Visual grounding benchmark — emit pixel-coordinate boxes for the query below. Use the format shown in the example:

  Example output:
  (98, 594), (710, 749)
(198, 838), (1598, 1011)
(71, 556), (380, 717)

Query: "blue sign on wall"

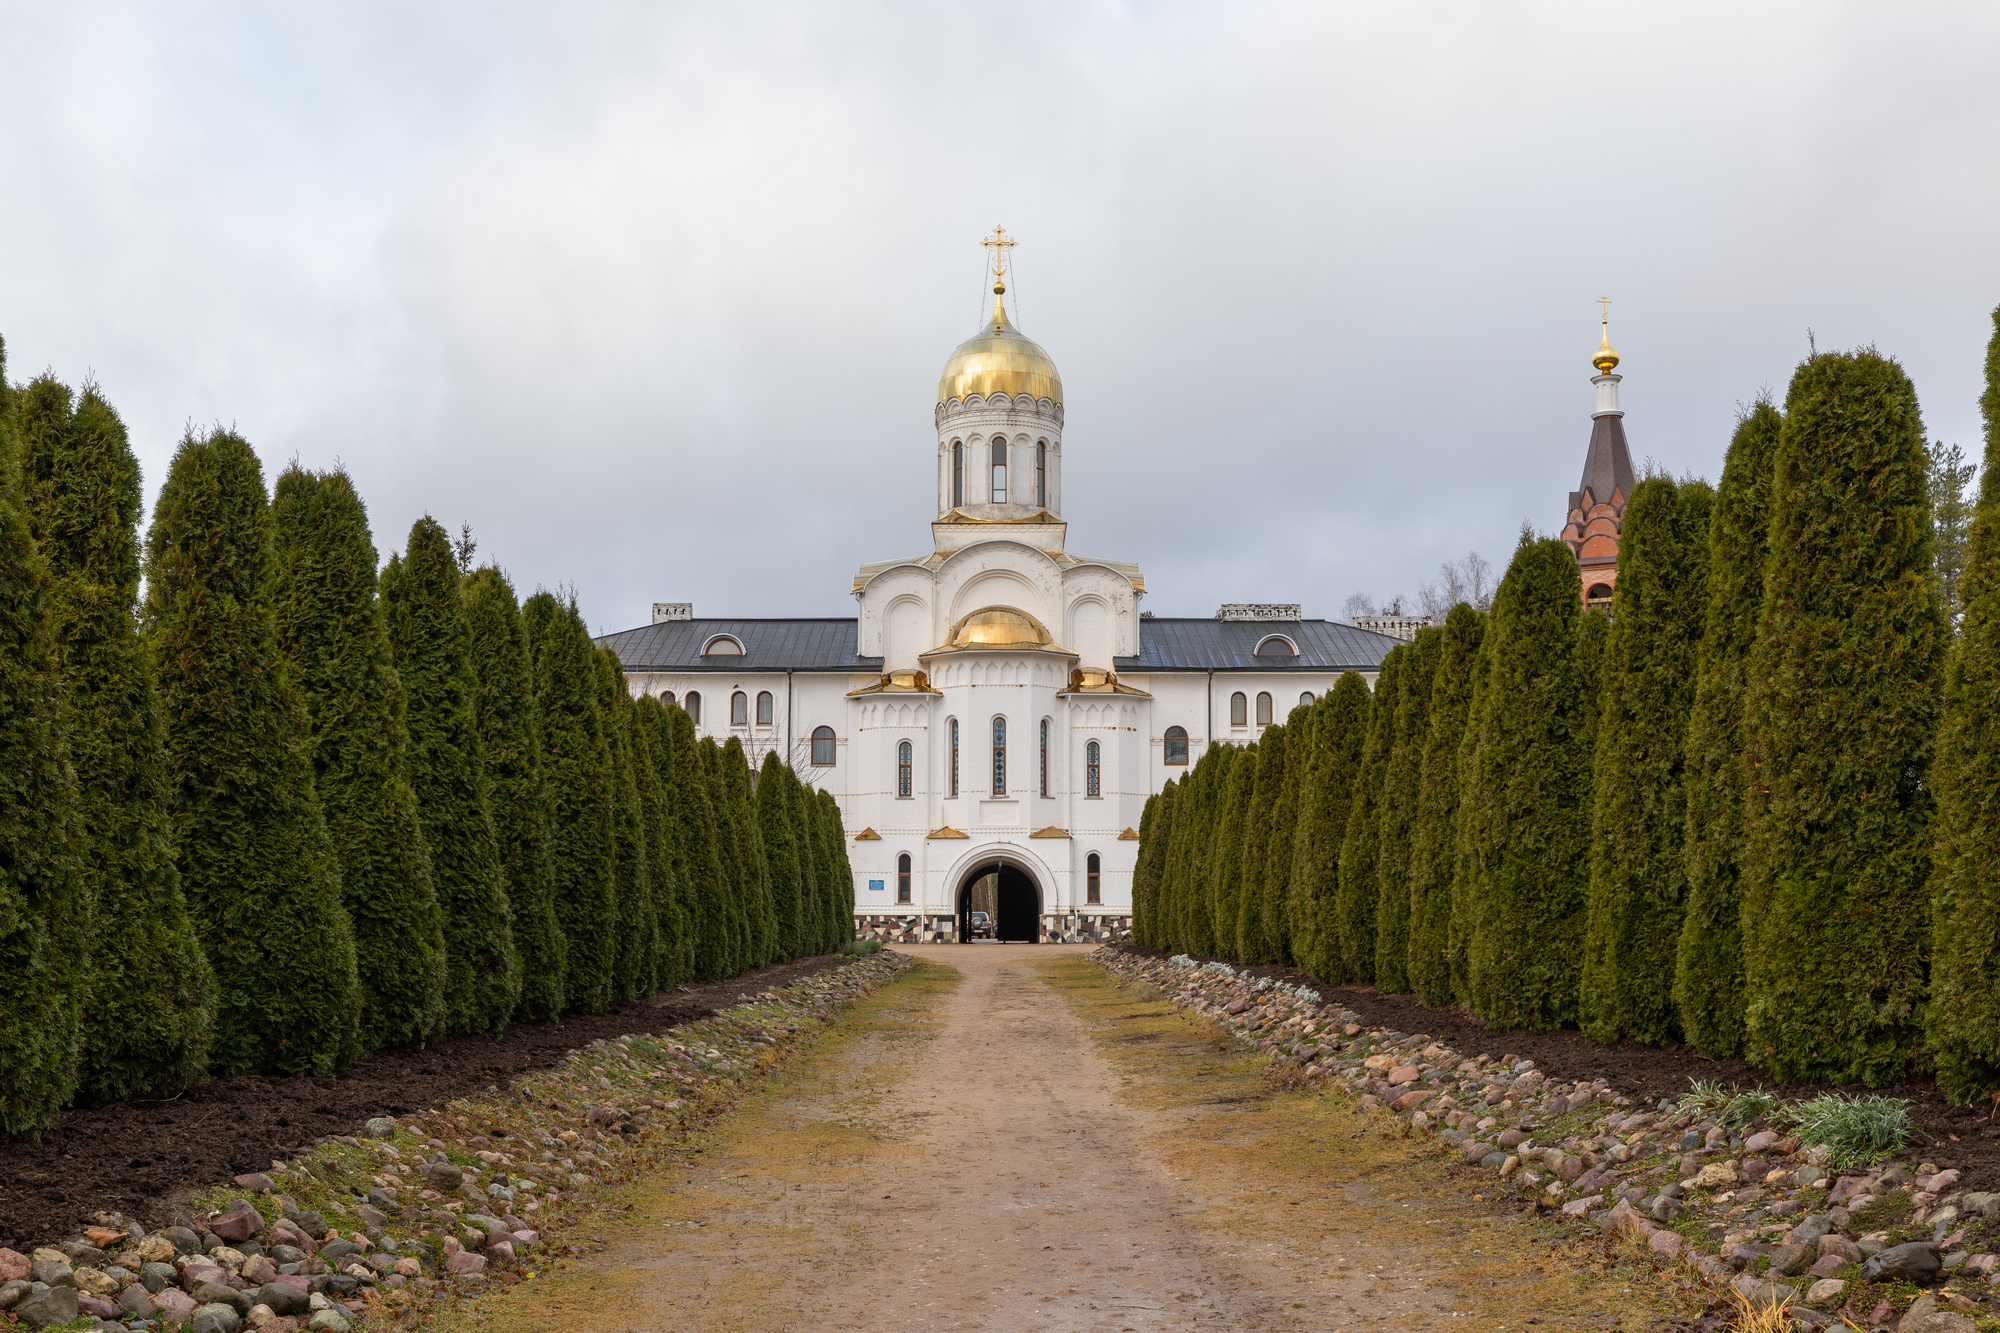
(867, 879), (885, 893)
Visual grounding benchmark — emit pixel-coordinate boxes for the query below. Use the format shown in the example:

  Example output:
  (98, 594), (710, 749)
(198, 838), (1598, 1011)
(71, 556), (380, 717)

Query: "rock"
(307, 1307), (352, 1332)
(119, 1283), (158, 1317)
(242, 1256), (277, 1284)
(13, 1285), (81, 1328)
(1789, 1215), (1830, 1247)
(426, 1163), (464, 1190)
(1863, 1241), (1942, 1284)
(291, 1212), (327, 1242)
(234, 1173), (275, 1194)
(1647, 1231), (1683, 1259)
(137, 1234), (178, 1264)
(1961, 1191), (2000, 1218)
(1739, 1156), (1772, 1182)
(78, 1291), (121, 1318)
(30, 1257), (73, 1286)
(211, 1200), (266, 1243)
(1808, 1255), (1848, 1277)
(154, 1285), (199, 1325)
(1899, 1295), (1939, 1331)
(445, 1250), (486, 1276)
(193, 1301), (244, 1333)
(72, 1265), (118, 1295)
(1745, 1131), (1779, 1153)
(1694, 1162), (1735, 1190)
(0, 1279), (26, 1310)
(1796, 1165), (1825, 1186)
(0, 1249), (25, 1283)
(1769, 1242), (1815, 1276)
(258, 1283), (310, 1316)
(1806, 1277), (1846, 1303)
(485, 1240), (516, 1265)
(1497, 1128), (1529, 1149)
(1650, 1196), (1688, 1223)
(1818, 1234), (1864, 1263)
(142, 1261), (178, 1291)
(192, 1280), (251, 1313)
(362, 1117), (396, 1140)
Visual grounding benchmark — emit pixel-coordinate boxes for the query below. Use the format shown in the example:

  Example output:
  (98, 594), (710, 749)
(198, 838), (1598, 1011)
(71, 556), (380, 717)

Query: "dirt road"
(452, 946), (1689, 1332)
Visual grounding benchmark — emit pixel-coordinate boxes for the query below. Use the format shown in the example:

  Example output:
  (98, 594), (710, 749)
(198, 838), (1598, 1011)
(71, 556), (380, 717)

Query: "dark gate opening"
(957, 863), (1040, 943)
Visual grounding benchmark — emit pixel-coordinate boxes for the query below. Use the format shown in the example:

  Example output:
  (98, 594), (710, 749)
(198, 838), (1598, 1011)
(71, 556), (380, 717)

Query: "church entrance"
(957, 863), (1041, 943)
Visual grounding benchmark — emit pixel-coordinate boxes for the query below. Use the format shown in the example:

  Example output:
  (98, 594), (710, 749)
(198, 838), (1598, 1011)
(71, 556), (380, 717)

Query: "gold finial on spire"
(1593, 296), (1620, 375)
(983, 225), (1016, 323)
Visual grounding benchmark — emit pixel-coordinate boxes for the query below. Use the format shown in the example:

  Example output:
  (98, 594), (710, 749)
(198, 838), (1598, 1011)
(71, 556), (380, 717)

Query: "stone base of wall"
(852, 914), (1133, 944)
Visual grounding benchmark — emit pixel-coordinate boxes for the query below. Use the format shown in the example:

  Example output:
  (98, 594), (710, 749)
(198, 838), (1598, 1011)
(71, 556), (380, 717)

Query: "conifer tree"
(1374, 629), (1439, 992)
(1182, 746), (1228, 954)
(670, 715), (731, 977)
(1289, 673), (1370, 980)
(144, 428), (361, 1075)
(1742, 350), (1943, 1084)
(758, 751), (804, 961)
(631, 694), (690, 983)
(14, 377), (214, 1102)
(1235, 724), (1285, 962)
(1407, 605), (1486, 1006)
(792, 774), (833, 953)
(270, 466), (446, 1049)
(1579, 477), (1714, 1045)
(523, 591), (616, 1010)
(1677, 401), (1783, 1057)
(721, 736), (773, 968)
(464, 567), (566, 1020)
(1335, 650), (1401, 982)
(0, 373), (91, 1130)
(1929, 303), (2000, 1104)
(815, 787), (853, 949)
(1575, 608), (1609, 757)
(1133, 783), (1171, 947)
(1447, 621), (1499, 1005)
(1208, 742), (1256, 961)
(594, 647), (656, 999)
(384, 519), (518, 1030)
(699, 740), (748, 971)
(1257, 702), (1313, 966)
(1459, 532), (1592, 1030)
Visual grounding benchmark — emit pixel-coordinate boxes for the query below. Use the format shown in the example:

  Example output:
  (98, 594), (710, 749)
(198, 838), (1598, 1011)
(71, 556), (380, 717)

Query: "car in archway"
(968, 911), (994, 940)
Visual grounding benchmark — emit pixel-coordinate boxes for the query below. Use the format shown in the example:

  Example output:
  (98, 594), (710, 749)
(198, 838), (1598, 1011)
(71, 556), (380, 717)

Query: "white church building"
(601, 238), (1400, 943)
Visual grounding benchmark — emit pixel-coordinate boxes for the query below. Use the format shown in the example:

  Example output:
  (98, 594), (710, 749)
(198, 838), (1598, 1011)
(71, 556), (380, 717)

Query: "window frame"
(811, 725), (837, 766)
(1255, 691), (1273, 726)
(1300, 691), (1315, 707)
(731, 690), (748, 726)
(661, 690), (676, 708)
(949, 717), (959, 797)
(897, 852), (912, 904)
(1086, 852), (1101, 905)
(1039, 718), (1050, 797)
(756, 690), (774, 726)
(952, 441), (963, 507)
(686, 691), (702, 725)
(1253, 635), (1298, 660)
(1035, 440), (1046, 508)
(1086, 740), (1100, 797)
(1164, 726), (1189, 766)
(702, 635), (744, 657)
(992, 716), (1007, 795)
(1230, 691), (1248, 727)
(990, 437), (1007, 504)
(898, 740), (913, 798)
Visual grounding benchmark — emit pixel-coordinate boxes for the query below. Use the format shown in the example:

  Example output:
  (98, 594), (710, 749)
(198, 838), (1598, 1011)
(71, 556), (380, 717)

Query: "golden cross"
(983, 225), (1016, 287)
(1597, 295), (1612, 326)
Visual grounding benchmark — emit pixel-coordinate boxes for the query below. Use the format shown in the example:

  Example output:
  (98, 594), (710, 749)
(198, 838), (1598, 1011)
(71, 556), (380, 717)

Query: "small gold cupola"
(1592, 296), (1620, 375)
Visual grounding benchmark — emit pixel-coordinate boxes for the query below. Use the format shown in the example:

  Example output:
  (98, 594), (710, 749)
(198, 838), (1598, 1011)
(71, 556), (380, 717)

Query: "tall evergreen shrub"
(1459, 532), (1592, 1030)
(1374, 629), (1439, 992)
(1290, 673), (1370, 980)
(816, 788), (854, 948)
(594, 648), (656, 999)
(464, 567), (566, 1020)
(144, 428), (361, 1075)
(631, 694), (689, 983)
(1335, 650), (1402, 982)
(1235, 724), (1285, 962)
(700, 740), (748, 971)
(1929, 303), (2000, 1104)
(1407, 605), (1485, 1006)
(1578, 477), (1714, 1045)
(384, 519), (518, 1031)
(1742, 350), (1943, 1084)
(1257, 703), (1313, 965)
(1208, 742), (1256, 961)
(668, 711), (730, 978)
(721, 736), (772, 968)
(758, 751), (804, 962)
(1133, 784), (1170, 948)
(15, 377), (213, 1102)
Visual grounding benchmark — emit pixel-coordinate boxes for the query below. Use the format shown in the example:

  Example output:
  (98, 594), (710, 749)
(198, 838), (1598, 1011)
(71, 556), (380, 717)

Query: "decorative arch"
(702, 634), (744, 657)
(1254, 634), (1299, 659)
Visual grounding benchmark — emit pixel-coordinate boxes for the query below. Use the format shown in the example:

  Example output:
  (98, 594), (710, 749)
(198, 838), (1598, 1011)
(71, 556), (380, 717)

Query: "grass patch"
(1778, 1093), (1916, 1167)
(1675, 1079), (1782, 1129)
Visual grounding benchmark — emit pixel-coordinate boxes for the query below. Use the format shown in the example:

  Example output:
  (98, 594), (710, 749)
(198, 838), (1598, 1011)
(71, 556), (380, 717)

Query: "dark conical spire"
(1561, 316), (1636, 607)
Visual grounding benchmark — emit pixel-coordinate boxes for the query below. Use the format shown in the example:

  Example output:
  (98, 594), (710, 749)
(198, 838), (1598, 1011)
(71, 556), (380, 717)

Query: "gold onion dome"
(1593, 321), (1620, 375)
(937, 289), (1063, 405)
(948, 607), (1054, 649)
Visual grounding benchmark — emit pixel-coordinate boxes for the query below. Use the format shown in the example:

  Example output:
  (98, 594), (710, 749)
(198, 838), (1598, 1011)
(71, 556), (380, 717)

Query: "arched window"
(1300, 691), (1315, 707)
(703, 635), (743, 656)
(1255, 692), (1273, 726)
(949, 718), (959, 797)
(756, 690), (774, 726)
(1086, 740), (1100, 797)
(1035, 441), (1047, 508)
(731, 691), (748, 726)
(1230, 691), (1248, 727)
(1039, 718), (1050, 797)
(992, 716), (1007, 794)
(952, 441), (963, 507)
(1164, 726), (1189, 765)
(661, 690), (676, 707)
(1086, 852), (1101, 905)
(1586, 583), (1613, 608)
(686, 691), (702, 724)
(990, 437), (1007, 504)
(898, 740), (913, 798)
(811, 725), (837, 766)
(1254, 636), (1297, 660)
(898, 852), (912, 904)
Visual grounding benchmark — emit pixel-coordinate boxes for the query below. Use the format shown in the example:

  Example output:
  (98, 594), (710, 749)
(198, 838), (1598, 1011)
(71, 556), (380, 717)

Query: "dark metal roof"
(1572, 413), (1635, 510)
(596, 619), (878, 673)
(1117, 619), (1399, 672)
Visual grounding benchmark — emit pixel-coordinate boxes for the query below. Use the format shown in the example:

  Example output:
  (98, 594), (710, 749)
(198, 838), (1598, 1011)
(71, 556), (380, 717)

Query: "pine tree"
(758, 751), (804, 961)
(816, 788), (854, 950)
(1407, 605), (1486, 1006)
(1374, 629), (1439, 992)
(721, 736), (773, 968)
(1181, 745), (1228, 955)
(792, 773), (833, 953)
(1578, 477), (1714, 1045)
(1335, 650), (1401, 982)
(13, 377), (215, 1102)
(1235, 724), (1285, 962)
(383, 519), (518, 1031)
(143, 428), (361, 1076)
(1459, 531), (1592, 1031)
(594, 647), (656, 999)
(1575, 608), (1609, 757)
(669, 710), (731, 978)
(464, 567), (566, 1020)
(631, 694), (689, 983)
(1133, 783), (1172, 948)
(700, 740), (748, 971)
(522, 592), (616, 1009)
(1289, 673), (1370, 980)
(0, 372), (91, 1130)
(1208, 742), (1256, 961)
(1741, 350), (1943, 1084)
(1257, 703), (1313, 965)
(1930, 303), (2000, 1104)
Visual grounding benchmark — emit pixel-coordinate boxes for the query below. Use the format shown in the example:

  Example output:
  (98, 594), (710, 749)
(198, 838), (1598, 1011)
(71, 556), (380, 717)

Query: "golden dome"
(1593, 320), (1620, 375)
(937, 292), (1063, 405)
(948, 607), (1053, 649)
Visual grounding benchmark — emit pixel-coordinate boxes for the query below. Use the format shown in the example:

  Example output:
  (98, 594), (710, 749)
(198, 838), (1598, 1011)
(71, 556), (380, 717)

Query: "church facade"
(599, 246), (1400, 943)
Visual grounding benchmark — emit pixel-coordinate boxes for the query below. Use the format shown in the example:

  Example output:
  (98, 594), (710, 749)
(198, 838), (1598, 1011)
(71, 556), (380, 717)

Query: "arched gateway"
(957, 861), (1042, 943)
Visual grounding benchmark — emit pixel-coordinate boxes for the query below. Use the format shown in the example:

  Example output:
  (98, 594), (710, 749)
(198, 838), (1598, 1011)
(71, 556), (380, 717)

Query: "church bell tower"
(1560, 303), (1636, 610)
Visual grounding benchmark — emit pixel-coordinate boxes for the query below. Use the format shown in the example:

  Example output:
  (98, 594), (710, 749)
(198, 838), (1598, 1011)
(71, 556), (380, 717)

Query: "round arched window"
(1254, 636), (1297, 660)
(1086, 740), (1100, 797)
(898, 740), (913, 798)
(811, 726), (837, 765)
(730, 691), (748, 726)
(685, 691), (702, 724)
(1164, 726), (1189, 765)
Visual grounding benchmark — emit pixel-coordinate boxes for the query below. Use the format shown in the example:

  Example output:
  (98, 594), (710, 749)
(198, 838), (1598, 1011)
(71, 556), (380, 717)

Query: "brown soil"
(0, 953), (855, 1251)
(1113, 944), (2000, 1194)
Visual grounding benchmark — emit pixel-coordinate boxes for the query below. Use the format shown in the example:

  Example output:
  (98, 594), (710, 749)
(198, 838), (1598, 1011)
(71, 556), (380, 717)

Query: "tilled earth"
(0, 954), (854, 1250)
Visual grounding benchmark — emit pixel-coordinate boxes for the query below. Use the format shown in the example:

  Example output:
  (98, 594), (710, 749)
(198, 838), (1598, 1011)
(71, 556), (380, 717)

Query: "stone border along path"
(0, 951), (913, 1333)
(1094, 950), (2000, 1333)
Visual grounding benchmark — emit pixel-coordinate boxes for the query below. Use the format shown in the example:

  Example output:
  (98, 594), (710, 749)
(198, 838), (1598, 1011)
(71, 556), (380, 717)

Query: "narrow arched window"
(952, 441), (963, 507)
(1035, 441), (1046, 508)
(1086, 852), (1101, 905)
(1300, 691), (1316, 707)
(731, 691), (748, 726)
(686, 691), (702, 725)
(1230, 692), (1247, 726)
(898, 740), (913, 798)
(1256, 692), (1273, 726)
(1164, 726), (1188, 766)
(661, 690), (676, 707)
(992, 716), (1007, 794)
(1039, 718), (1050, 797)
(990, 437), (1007, 504)
(898, 852), (912, 904)
(1086, 740), (1100, 797)
(811, 725), (837, 766)
(756, 690), (773, 725)
(949, 718), (959, 797)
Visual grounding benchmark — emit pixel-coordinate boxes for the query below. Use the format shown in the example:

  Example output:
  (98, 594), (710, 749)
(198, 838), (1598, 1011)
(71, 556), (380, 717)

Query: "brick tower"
(1560, 312), (1634, 610)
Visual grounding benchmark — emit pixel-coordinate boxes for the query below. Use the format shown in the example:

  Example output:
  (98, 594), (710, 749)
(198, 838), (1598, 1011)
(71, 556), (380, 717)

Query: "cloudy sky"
(4, 3), (1997, 631)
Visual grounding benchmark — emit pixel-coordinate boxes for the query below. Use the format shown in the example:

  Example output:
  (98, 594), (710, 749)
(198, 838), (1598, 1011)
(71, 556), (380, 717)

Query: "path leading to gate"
(452, 946), (1687, 1332)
